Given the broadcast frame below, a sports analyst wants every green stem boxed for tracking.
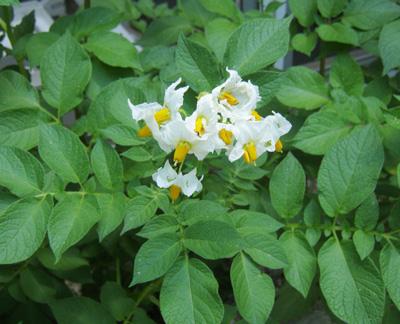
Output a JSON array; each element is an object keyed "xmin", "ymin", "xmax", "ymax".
[
  {"xmin": 38, "ymin": 105, "xmax": 60, "ymax": 123},
  {"xmin": 84, "ymin": 0, "xmax": 91, "ymax": 9},
  {"xmin": 319, "ymin": 55, "xmax": 326, "ymax": 76},
  {"xmin": 116, "ymin": 257, "xmax": 121, "ymax": 286},
  {"xmin": 123, "ymin": 280, "xmax": 161, "ymax": 324},
  {"xmin": 4, "ymin": 7, "xmax": 28, "ymax": 79},
  {"xmin": 285, "ymin": 222, "xmax": 400, "ymax": 241}
]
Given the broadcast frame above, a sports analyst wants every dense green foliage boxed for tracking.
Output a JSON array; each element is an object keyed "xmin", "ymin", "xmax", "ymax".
[{"xmin": 1, "ymin": 0, "xmax": 400, "ymax": 323}]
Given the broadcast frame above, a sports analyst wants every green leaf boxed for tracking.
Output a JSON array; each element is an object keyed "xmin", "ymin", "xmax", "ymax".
[
  {"xmin": 316, "ymin": 23, "xmax": 359, "ymax": 45},
  {"xmin": 223, "ymin": 17, "xmax": 291, "ymax": 76},
  {"xmin": 243, "ymin": 233, "xmax": 288, "ymax": 269},
  {"xmin": 318, "ymin": 125, "xmax": 384, "ymax": 216},
  {"xmin": 26, "ymin": 32, "xmax": 59, "ymax": 67},
  {"xmin": 317, "ymin": 0, "xmax": 347, "ymax": 18},
  {"xmin": 85, "ymin": 32, "xmax": 140, "ymax": 70},
  {"xmin": 398, "ymin": 163, "xmax": 400, "ymax": 188},
  {"xmin": 100, "ymin": 124, "xmax": 145, "ymax": 146},
  {"xmin": 380, "ymin": 243, "xmax": 400, "ymax": 311},
  {"xmin": 87, "ymin": 78, "xmax": 145, "ymax": 130},
  {"xmin": 0, "ymin": 199, "xmax": 51, "ymax": 264},
  {"xmin": 48, "ymin": 194, "xmax": 100, "ymax": 261},
  {"xmin": 37, "ymin": 247, "xmax": 89, "ymax": 271},
  {"xmin": 0, "ymin": 0, "xmax": 19, "ymax": 5},
  {"xmin": 100, "ymin": 282, "xmax": 134, "ymax": 321},
  {"xmin": 280, "ymin": 231, "xmax": 316, "ymax": 297},
  {"xmin": 0, "ymin": 146, "xmax": 44, "ymax": 197},
  {"xmin": 0, "ymin": 109, "xmax": 49, "ymax": 150},
  {"xmin": 199, "ymin": 0, "xmax": 241, "ymax": 22},
  {"xmin": 231, "ymin": 252, "xmax": 275, "ymax": 324},
  {"xmin": 230, "ymin": 209, "xmax": 284, "ymax": 235},
  {"xmin": 205, "ymin": 18, "xmax": 237, "ymax": 62},
  {"xmin": 131, "ymin": 233, "xmax": 182, "ymax": 286},
  {"xmin": 41, "ymin": 32, "xmax": 92, "ymax": 115},
  {"xmin": 140, "ymin": 46, "xmax": 175, "ymax": 72},
  {"xmin": 0, "ymin": 70, "xmax": 40, "ymax": 111},
  {"xmin": 160, "ymin": 257, "xmax": 223, "ymax": 324},
  {"xmin": 184, "ymin": 220, "xmax": 242, "ymax": 259},
  {"xmin": 276, "ymin": 66, "xmax": 330, "ymax": 110},
  {"xmin": 343, "ymin": 0, "xmax": 400, "ymax": 30},
  {"xmin": 180, "ymin": 200, "xmax": 228, "ymax": 226},
  {"xmin": 353, "ymin": 230, "xmax": 375, "ymax": 260},
  {"xmin": 122, "ymin": 195, "xmax": 158, "ymax": 232},
  {"xmin": 293, "ymin": 108, "xmax": 351, "ymax": 155},
  {"xmin": 249, "ymin": 70, "xmax": 285, "ymax": 107},
  {"xmin": 0, "ymin": 192, "xmax": 17, "ymax": 213},
  {"xmin": 291, "ymin": 32, "xmax": 317, "ymax": 56},
  {"xmin": 329, "ymin": 54, "xmax": 364, "ymax": 96},
  {"xmin": 91, "ymin": 140, "xmax": 123, "ymax": 191},
  {"xmin": 178, "ymin": 0, "xmax": 218, "ymax": 27},
  {"xmin": 355, "ymin": 194, "xmax": 379, "ymax": 230},
  {"xmin": 50, "ymin": 297, "xmax": 114, "ymax": 324},
  {"xmin": 379, "ymin": 20, "xmax": 400, "ymax": 75},
  {"xmin": 270, "ymin": 153, "xmax": 305, "ymax": 219},
  {"xmin": 319, "ymin": 238, "xmax": 385, "ymax": 323},
  {"xmin": 39, "ymin": 124, "xmax": 90, "ymax": 184},
  {"xmin": 69, "ymin": 7, "xmax": 120, "ymax": 40},
  {"xmin": 138, "ymin": 16, "xmax": 192, "ymax": 47},
  {"xmin": 288, "ymin": 0, "xmax": 317, "ymax": 27},
  {"xmin": 122, "ymin": 146, "xmax": 152, "ymax": 162},
  {"xmin": 176, "ymin": 34, "xmax": 222, "ymax": 93},
  {"xmin": 137, "ymin": 215, "xmax": 179, "ymax": 239},
  {"xmin": 20, "ymin": 267, "xmax": 56, "ymax": 303},
  {"xmin": 96, "ymin": 193, "xmax": 126, "ymax": 241}
]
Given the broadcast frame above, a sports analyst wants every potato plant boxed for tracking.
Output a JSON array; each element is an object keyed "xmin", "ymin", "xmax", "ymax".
[{"xmin": 0, "ymin": 0, "xmax": 400, "ymax": 323}]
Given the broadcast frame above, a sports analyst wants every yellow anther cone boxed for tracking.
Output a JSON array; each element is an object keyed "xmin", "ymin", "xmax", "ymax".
[{"xmin": 174, "ymin": 142, "xmax": 191, "ymax": 163}]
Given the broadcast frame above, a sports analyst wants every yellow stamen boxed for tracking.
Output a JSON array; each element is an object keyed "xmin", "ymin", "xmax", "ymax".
[
  {"xmin": 195, "ymin": 117, "xmax": 206, "ymax": 136},
  {"xmin": 138, "ymin": 125, "xmax": 152, "ymax": 137},
  {"xmin": 173, "ymin": 141, "xmax": 191, "ymax": 163},
  {"xmin": 169, "ymin": 185, "xmax": 181, "ymax": 202},
  {"xmin": 275, "ymin": 139, "xmax": 283, "ymax": 153},
  {"xmin": 243, "ymin": 142, "xmax": 257, "ymax": 164},
  {"xmin": 251, "ymin": 110, "xmax": 262, "ymax": 121},
  {"xmin": 154, "ymin": 108, "xmax": 170, "ymax": 125},
  {"xmin": 219, "ymin": 91, "xmax": 239, "ymax": 106},
  {"xmin": 218, "ymin": 129, "xmax": 233, "ymax": 145}
]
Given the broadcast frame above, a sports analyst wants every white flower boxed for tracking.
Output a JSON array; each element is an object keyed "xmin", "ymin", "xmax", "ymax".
[
  {"xmin": 211, "ymin": 68, "xmax": 260, "ymax": 122},
  {"xmin": 215, "ymin": 122, "xmax": 235, "ymax": 151},
  {"xmin": 185, "ymin": 94, "xmax": 218, "ymax": 138},
  {"xmin": 128, "ymin": 78, "xmax": 188, "ymax": 137},
  {"xmin": 152, "ymin": 159, "xmax": 177, "ymax": 188},
  {"xmin": 265, "ymin": 111, "xmax": 292, "ymax": 136},
  {"xmin": 229, "ymin": 120, "xmax": 279, "ymax": 164},
  {"xmin": 159, "ymin": 119, "xmax": 215, "ymax": 163},
  {"xmin": 152, "ymin": 161, "xmax": 203, "ymax": 200}
]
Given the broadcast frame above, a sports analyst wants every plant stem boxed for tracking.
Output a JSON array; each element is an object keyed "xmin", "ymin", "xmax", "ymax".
[
  {"xmin": 38, "ymin": 105, "xmax": 60, "ymax": 123},
  {"xmin": 123, "ymin": 280, "xmax": 161, "ymax": 324},
  {"xmin": 4, "ymin": 7, "xmax": 29, "ymax": 78},
  {"xmin": 84, "ymin": 0, "xmax": 91, "ymax": 9},
  {"xmin": 319, "ymin": 55, "xmax": 326, "ymax": 76},
  {"xmin": 285, "ymin": 222, "xmax": 399, "ymax": 241},
  {"xmin": 116, "ymin": 257, "xmax": 121, "ymax": 285}
]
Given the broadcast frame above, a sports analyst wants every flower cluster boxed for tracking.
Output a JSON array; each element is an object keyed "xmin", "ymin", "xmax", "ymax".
[{"xmin": 128, "ymin": 69, "xmax": 291, "ymax": 201}]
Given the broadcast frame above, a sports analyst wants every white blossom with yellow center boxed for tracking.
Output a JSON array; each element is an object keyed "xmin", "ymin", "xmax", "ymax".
[
  {"xmin": 186, "ymin": 94, "xmax": 219, "ymax": 138},
  {"xmin": 152, "ymin": 161, "xmax": 203, "ymax": 201},
  {"xmin": 212, "ymin": 68, "xmax": 261, "ymax": 122},
  {"xmin": 229, "ymin": 120, "xmax": 280, "ymax": 164},
  {"xmin": 128, "ymin": 78, "xmax": 188, "ymax": 138},
  {"xmin": 158, "ymin": 119, "xmax": 215, "ymax": 163}
]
